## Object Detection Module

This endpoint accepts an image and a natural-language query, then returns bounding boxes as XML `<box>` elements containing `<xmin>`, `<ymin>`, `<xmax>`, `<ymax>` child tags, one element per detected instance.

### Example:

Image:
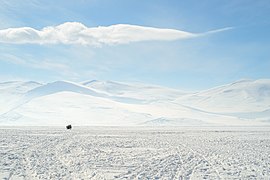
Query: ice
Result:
<box><xmin>0</xmin><ymin>126</ymin><xmax>269</xmax><ymax>179</ymax></box>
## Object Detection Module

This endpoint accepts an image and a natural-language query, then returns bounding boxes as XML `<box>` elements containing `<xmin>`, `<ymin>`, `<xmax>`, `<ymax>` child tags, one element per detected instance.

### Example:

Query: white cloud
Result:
<box><xmin>0</xmin><ymin>22</ymin><xmax>232</xmax><ymax>46</ymax></box>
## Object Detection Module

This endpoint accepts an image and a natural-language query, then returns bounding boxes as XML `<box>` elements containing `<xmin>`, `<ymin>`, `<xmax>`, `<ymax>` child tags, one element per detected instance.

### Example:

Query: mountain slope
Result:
<box><xmin>177</xmin><ymin>79</ymin><xmax>270</xmax><ymax>113</ymax></box>
<box><xmin>0</xmin><ymin>81</ymin><xmax>42</xmax><ymax>114</ymax></box>
<box><xmin>0</xmin><ymin>79</ymin><xmax>269</xmax><ymax>126</ymax></box>
<box><xmin>0</xmin><ymin>91</ymin><xmax>251</xmax><ymax>126</ymax></box>
<box><xmin>82</xmin><ymin>80</ymin><xmax>187</xmax><ymax>102</ymax></box>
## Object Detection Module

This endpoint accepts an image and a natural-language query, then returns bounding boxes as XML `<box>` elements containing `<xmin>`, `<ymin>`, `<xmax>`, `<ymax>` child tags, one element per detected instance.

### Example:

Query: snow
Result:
<box><xmin>177</xmin><ymin>79</ymin><xmax>270</xmax><ymax>113</ymax></box>
<box><xmin>0</xmin><ymin>126</ymin><xmax>269</xmax><ymax>179</ymax></box>
<box><xmin>0</xmin><ymin>79</ymin><xmax>270</xmax><ymax>126</ymax></box>
<box><xmin>0</xmin><ymin>81</ymin><xmax>42</xmax><ymax>115</ymax></box>
<box><xmin>82</xmin><ymin>80</ymin><xmax>187</xmax><ymax>102</ymax></box>
<box><xmin>1</xmin><ymin>80</ymin><xmax>269</xmax><ymax>178</ymax></box>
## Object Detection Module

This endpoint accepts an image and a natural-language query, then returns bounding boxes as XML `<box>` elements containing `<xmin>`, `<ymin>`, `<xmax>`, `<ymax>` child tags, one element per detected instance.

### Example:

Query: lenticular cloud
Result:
<box><xmin>0</xmin><ymin>22</ymin><xmax>230</xmax><ymax>46</ymax></box>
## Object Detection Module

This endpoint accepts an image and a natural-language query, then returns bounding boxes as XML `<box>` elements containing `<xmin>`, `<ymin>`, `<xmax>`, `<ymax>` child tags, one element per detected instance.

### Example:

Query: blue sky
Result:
<box><xmin>0</xmin><ymin>0</ymin><xmax>270</xmax><ymax>90</ymax></box>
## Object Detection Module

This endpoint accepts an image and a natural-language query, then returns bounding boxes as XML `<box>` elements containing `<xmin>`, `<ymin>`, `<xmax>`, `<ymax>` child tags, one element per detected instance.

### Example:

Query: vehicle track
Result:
<box><xmin>1</xmin><ymin>127</ymin><xmax>269</xmax><ymax>179</ymax></box>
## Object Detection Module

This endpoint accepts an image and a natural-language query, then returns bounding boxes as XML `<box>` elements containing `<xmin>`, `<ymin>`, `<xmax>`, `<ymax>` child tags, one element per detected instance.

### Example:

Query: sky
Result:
<box><xmin>0</xmin><ymin>0</ymin><xmax>270</xmax><ymax>90</ymax></box>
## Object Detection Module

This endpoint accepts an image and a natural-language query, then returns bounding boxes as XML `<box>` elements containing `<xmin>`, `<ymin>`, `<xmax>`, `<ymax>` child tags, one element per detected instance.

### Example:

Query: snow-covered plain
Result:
<box><xmin>0</xmin><ymin>126</ymin><xmax>269</xmax><ymax>179</ymax></box>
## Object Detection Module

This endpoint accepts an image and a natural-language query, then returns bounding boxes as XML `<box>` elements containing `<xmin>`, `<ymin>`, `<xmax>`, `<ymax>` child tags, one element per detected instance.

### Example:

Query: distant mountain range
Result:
<box><xmin>0</xmin><ymin>79</ymin><xmax>269</xmax><ymax>126</ymax></box>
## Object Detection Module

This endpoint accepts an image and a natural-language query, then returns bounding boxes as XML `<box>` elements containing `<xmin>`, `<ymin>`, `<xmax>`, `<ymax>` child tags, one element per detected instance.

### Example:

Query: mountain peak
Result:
<box><xmin>81</xmin><ymin>80</ymin><xmax>100</xmax><ymax>86</ymax></box>
<box><xmin>230</xmin><ymin>79</ymin><xmax>253</xmax><ymax>85</ymax></box>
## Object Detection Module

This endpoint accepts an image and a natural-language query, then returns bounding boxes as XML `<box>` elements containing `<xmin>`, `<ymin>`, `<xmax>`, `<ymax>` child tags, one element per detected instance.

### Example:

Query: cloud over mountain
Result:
<box><xmin>0</xmin><ymin>22</ymin><xmax>232</xmax><ymax>46</ymax></box>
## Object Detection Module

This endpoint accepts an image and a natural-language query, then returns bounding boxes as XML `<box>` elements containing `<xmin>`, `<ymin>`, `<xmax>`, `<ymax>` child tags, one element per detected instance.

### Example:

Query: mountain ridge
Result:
<box><xmin>0</xmin><ymin>79</ymin><xmax>269</xmax><ymax>126</ymax></box>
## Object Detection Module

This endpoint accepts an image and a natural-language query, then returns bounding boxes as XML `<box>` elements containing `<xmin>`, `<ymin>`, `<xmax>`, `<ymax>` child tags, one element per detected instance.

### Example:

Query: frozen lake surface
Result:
<box><xmin>0</xmin><ymin>126</ymin><xmax>270</xmax><ymax>179</ymax></box>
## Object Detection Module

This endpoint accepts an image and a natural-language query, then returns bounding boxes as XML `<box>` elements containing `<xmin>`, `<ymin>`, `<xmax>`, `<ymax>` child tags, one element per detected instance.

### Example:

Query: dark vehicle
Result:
<box><xmin>66</xmin><ymin>125</ymin><xmax>72</xmax><ymax>130</ymax></box>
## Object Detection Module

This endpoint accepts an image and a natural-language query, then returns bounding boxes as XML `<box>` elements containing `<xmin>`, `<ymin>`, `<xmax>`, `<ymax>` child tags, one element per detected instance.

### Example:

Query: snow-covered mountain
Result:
<box><xmin>0</xmin><ymin>81</ymin><xmax>42</xmax><ymax>114</ymax></box>
<box><xmin>0</xmin><ymin>79</ymin><xmax>269</xmax><ymax>126</ymax></box>
<box><xmin>177</xmin><ymin>79</ymin><xmax>270</xmax><ymax>112</ymax></box>
<box><xmin>82</xmin><ymin>80</ymin><xmax>187</xmax><ymax>102</ymax></box>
